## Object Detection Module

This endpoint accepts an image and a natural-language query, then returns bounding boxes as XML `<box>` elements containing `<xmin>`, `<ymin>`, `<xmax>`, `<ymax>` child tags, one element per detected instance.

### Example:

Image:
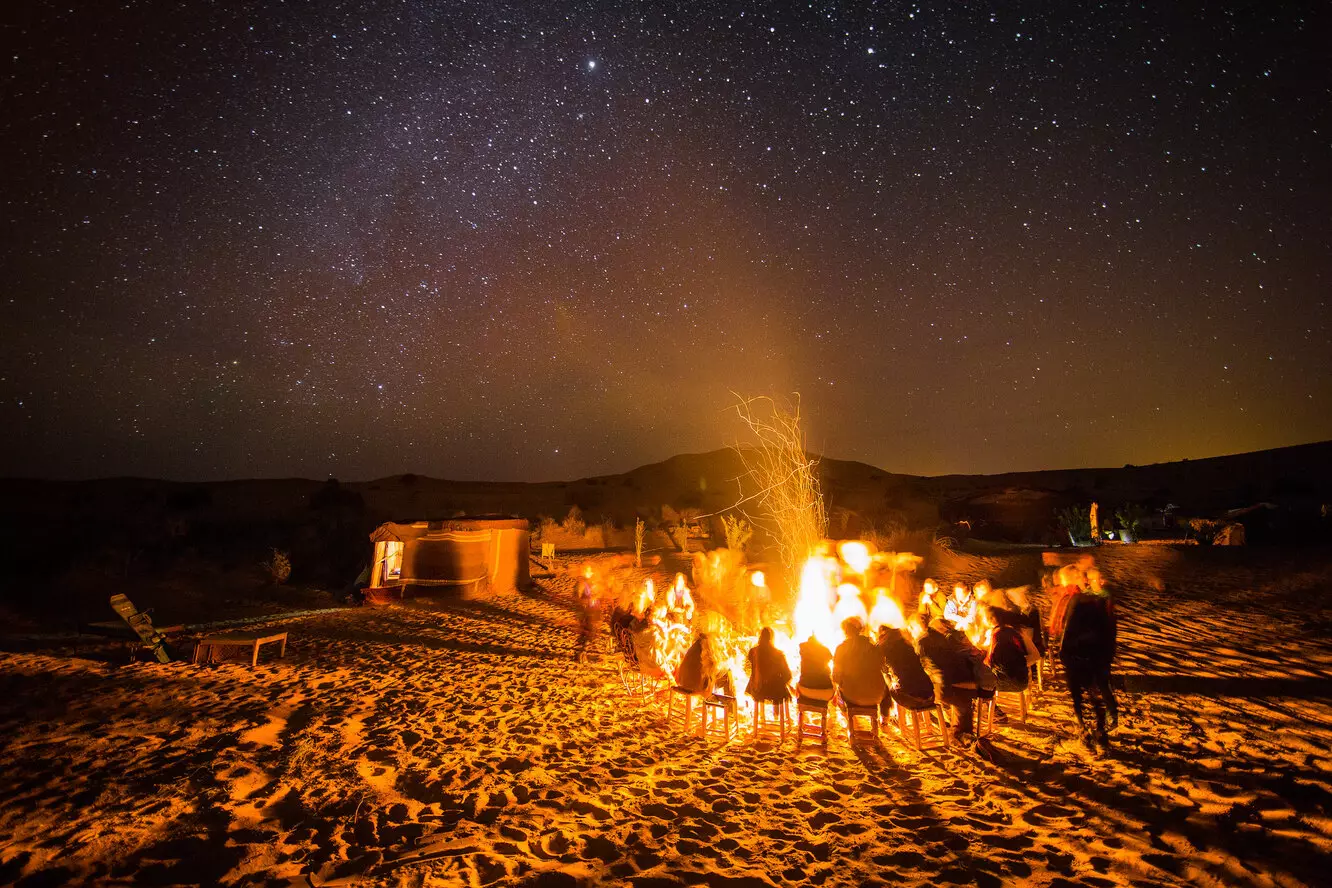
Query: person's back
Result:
<box><xmin>987</xmin><ymin>623</ymin><xmax>1029</xmax><ymax>691</ymax></box>
<box><xmin>916</xmin><ymin>625</ymin><xmax>973</xmax><ymax>689</ymax></box>
<box><xmin>879</xmin><ymin>629</ymin><xmax>934</xmax><ymax>701</ymax></box>
<box><xmin>833</xmin><ymin>632</ymin><xmax>886</xmax><ymax>707</ymax></box>
<box><xmin>1057</xmin><ymin>588</ymin><xmax>1119</xmax><ymax>747</ymax></box>
<box><xmin>675</xmin><ymin>635</ymin><xmax>709</xmax><ymax>693</ymax></box>
<box><xmin>798</xmin><ymin>638</ymin><xmax>833</xmax><ymax>690</ymax></box>
<box><xmin>1060</xmin><ymin>593</ymin><xmax>1116</xmax><ymax>668</ymax></box>
<box><xmin>746</xmin><ymin>630</ymin><xmax>793</xmax><ymax>702</ymax></box>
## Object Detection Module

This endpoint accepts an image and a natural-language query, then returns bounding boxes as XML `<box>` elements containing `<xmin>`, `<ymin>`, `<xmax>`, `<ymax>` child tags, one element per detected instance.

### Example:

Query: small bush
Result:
<box><xmin>721</xmin><ymin>515</ymin><xmax>753</xmax><ymax>553</ymax></box>
<box><xmin>561</xmin><ymin>506</ymin><xmax>586</xmax><ymax>538</ymax></box>
<box><xmin>262</xmin><ymin>548</ymin><xmax>292</xmax><ymax>585</ymax></box>
<box><xmin>1057</xmin><ymin>506</ymin><xmax>1092</xmax><ymax>546</ymax></box>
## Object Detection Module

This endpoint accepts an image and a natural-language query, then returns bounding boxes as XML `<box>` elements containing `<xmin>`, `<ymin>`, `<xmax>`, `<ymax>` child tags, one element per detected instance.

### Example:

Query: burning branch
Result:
<box><xmin>730</xmin><ymin>393</ymin><xmax>827</xmax><ymax>578</ymax></box>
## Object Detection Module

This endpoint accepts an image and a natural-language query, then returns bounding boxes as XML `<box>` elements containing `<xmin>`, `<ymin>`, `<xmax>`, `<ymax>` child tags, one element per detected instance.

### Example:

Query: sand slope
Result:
<box><xmin>2</xmin><ymin>546</ymin><xmax>1331</xmax><ymax>887</ymax></box>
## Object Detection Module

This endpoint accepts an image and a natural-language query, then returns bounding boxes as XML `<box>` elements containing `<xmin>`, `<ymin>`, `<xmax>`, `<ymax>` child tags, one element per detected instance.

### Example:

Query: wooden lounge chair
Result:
<box><xmin>108</xmin><ymin>594</ymin><xmax>174</xmax><ymax>663</ymax></box>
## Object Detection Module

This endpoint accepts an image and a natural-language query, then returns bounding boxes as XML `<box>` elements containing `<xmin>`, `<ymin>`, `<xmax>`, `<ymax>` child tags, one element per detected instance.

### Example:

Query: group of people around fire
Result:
<box><xmin>579</xmin><ymin>548</ymin><xmax>1119</xmax><ymax>752</ymax></box>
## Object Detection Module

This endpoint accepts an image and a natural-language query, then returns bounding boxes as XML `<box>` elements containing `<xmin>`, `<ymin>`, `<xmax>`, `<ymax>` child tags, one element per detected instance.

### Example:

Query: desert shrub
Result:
<box><xmin>1187</xmin><ymin>517</ymin><xmax>1222</xmax><ymax>544</ymax></box>
<box><xmin>670</xmin><ymin>524</ymin><xmax>690</xmax><ymax>552</ymax></box>
<box><xmin>561</xmin><ymin>506</ymin><xmax>586</xmax><ymax>538</ymax></box>
<box><xmin>1115</xmin><ymin>503</ymin><xmax>1148</xmax><ymax>539</ymax></box>
<box><xmin>262</xmin><ymin>548</ymin><xmax>292</xmax><ymax>585</ymax></box>
<box><xmin>1057</xmin><ymin>505</ymin><xmax>1092</xmax><ymax>545</ymax></box>
<box><xmin>860</xmin><ymin>512</ymin><xmax>909</xmax><ymax>551</ymax></box>
<box><xmin>534</xmin><ymin>516</ymin><xmax>559</xmax><ymax>542</ymax></box>
<box><xmin>721</xmin><ymin>514</ymin><xmax>753</xmax><ymax>553</ymax></box>
<box><xmin>634</xmin><ymin>518</ymin><xmax>645</xmax><ymax>567</ymax></box>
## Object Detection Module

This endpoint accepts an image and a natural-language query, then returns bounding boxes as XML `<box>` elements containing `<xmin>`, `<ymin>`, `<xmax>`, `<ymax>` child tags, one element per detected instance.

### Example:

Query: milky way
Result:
<box><xmin>2</xmin><ymin>2</ymin><xmax>1329</xmax><ymax>481</ymax></box>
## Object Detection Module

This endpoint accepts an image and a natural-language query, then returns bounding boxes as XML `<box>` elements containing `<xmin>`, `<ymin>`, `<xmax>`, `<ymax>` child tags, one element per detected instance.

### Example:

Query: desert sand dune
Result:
<box><xmin>2</xmin><ymin>546</ymin><xmax>1331</xmax><ymax>887</ymax></box>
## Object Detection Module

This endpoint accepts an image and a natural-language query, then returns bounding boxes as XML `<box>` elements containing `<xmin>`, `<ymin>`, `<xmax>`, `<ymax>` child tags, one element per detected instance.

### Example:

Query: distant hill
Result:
<box><xmin>3</xmin><ymin>440</ymin><xmax>1330</xmax><ymax>532</ymax></box>
<box><xmin>2</xmin><ymin>440</ymin><xmax>1328</xmax><ymax>622</ymax></box>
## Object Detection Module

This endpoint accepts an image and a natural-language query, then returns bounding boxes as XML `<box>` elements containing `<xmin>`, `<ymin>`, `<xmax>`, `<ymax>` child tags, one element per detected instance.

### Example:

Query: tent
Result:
<box><xmin>365</xmin><ymin>517</ymin><xmax>530</xmax><ymax>601</ymax></box>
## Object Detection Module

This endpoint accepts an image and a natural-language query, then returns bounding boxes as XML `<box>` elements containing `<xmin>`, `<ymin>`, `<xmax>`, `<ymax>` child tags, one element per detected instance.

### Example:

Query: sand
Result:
<box><xmin>2</xmin><ymin>545</ymin><xmax>1331</xmax><ymax>887</ymax></box>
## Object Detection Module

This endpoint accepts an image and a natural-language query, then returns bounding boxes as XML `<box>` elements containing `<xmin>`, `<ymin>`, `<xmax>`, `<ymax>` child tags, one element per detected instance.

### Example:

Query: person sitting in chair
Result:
<box><xmin>832</xmin><ymin>617</ymin><xmax>886</xmax><ymax>711</ymax></box>
<box><xmin>915</xmin><ymin>617</ymin><xmax>994</xmax><ymax>745</ymax></box>
<box><xmin>877</xmin><ymin>622</ymin><xmax>936</xmax><ymax>716</ymax></box>
<box><xmin>796</xmin><ymin>634</ymin><xmax>835</xmax><ymax>702</ymax></box>
<box><xmin>917</xmin><ymin>578</ymin><xmax>946</xmax><ymax>622</ymax></box>
<box><xmin>746</xmin><ymin>627</ymin><xmax>792</xmax><ymax>701</ymax></box>
<box><xmin>676</xmin><ymin>632</ymin><xmax>733</xmax><ymax>697</ymax></box>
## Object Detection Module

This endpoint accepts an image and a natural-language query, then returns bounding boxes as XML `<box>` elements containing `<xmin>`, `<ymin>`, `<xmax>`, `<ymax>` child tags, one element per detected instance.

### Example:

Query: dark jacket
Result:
<box><xmin>917</xmin><ymin>626</ymin><xmax>980</xmax><ymax>689</ymax></box>
<box><xmin>797</xmin><ymin>638</ymin><xmax>834</xmax><ymax>690</ymax></box>
<box><xmin>987</xmin><ymin>624</ymin><xmax>1030</xmax><ymax>690</ymax></box>
<box><xmin>1058</xmin><ymin>593</ymin><xmax>1116</xmax><ymax>669</ymax></box>
<box><xmin>833</xmin><ymin>634</ymin><xmax>886</xmax><ymax>706</ymax></box>
<box><xmin>746</xmin><ymin>643</ymin><xmax>793</xmax><ymax>701</ymax></box>
<box><xmin>879</xmin><ymin>630</ymin><xmax>935</xmax><ymax>701</ymax></box>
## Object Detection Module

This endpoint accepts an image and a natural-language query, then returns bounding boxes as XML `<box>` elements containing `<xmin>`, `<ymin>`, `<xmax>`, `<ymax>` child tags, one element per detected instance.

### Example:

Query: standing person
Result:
<box><xmin>1046</xmin><ymin>564</ymin><xmax>1086</xmax><ymax>649</ymax></box>
<box><xmin>1056</xmin><ymin>570</ymin><xmax>1118</xmax><ymax>749</ymax></box>
<box><xmin>575</xmin><ymin>567</ymin><xmax>602</xmax><ymax>662</ymax></box>
<box><xmin>832</xmin><ymin>617</ymin><xmax>886</xmax><ymax>710</ymax></box>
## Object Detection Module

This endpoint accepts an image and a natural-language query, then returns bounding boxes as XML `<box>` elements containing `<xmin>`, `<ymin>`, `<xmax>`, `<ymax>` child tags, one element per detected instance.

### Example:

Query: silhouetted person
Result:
<box><xmin>746</xmin><ymin>627</ymin><xmax>793</xmax><ymax>703</ymax></box>
<box><xmin>877</xmin><ymin>624</ymin><xmax>935</xmax><ymax>714</ymax></box>
<box><xmin>676</xmin><ymin>632</ymin><xmax>733</xmax><ymax>696</ymax></box>
<box><xmin>575</xmin><ymin>569</ymin><xmax>602</xmax><ymax>663</ymax></box>
<box><xmin>985</xmin><ymin>613</ymin><xmax>1030</xmax><ymax>693</ymax></box>
<box><xmin>833</xmin><ymin>617</ymin><xmax>886</xmax><ymax>709</ymax></box>
<box><xmin>1056</xmin><ymin>574</ymin><xmax>1118</xmax><ymax>749</ymax></box>
<box><xmin>796</xmin><ymin>635</ymin><xmax>835</xmax><ymax>702</ymax></box>
<box><xmin>916</xmin><ymin>618</ymin><xmax>993</xmax><ymax>744</ymax></box>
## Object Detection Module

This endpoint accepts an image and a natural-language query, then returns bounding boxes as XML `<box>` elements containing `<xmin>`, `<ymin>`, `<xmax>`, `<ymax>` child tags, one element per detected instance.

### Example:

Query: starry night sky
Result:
<box><xmin>2</xmin><ymin>2</ymin><xmax>1329</xmax><ymax>482</ymax></box>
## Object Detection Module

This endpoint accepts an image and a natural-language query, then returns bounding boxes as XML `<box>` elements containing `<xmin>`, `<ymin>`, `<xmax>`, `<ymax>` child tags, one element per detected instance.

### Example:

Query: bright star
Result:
<box><xmin>587</xmin><ymin>60</ymin><xmax>596</xmax><ymax>70</ymax></box>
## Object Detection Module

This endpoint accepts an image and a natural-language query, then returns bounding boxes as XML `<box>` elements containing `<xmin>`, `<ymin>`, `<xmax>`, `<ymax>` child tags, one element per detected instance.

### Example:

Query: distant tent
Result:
<box><xmin>365</xmin><ymin>517</ymin><xmax>530</xmax><ymax>601</ymax></box>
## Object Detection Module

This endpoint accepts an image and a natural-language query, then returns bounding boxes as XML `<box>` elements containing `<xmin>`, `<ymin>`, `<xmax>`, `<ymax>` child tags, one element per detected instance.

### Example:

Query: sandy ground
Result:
<box><xmin>2</xmin><ymin>546</ymin><xmax>1331</xmax><ymax>888</ymax></box>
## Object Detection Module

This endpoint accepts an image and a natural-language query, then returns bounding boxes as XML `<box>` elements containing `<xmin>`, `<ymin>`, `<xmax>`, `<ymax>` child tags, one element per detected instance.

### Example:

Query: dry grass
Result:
<box><xmin>730</xmin><ymin>393</ymin><xmax>827</xmax><ymax>581</ymax></box>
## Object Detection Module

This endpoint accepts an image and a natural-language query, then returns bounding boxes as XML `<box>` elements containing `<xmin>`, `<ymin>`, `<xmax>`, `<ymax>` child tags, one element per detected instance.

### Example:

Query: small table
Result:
<box><xmin>193</xmin><ymin>631</ymin><xmax>288</xmax><ymax>667</ymax></box>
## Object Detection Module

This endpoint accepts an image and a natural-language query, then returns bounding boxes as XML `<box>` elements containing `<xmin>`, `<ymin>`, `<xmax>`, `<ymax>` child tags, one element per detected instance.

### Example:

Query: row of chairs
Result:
<box><xmin>609</xmin><ymin>624</ymin><xmax>1035</xmax><ymax>750</ymax></box>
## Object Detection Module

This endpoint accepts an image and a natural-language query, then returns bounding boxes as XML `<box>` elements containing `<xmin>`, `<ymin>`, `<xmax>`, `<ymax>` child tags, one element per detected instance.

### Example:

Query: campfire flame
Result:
<box><xmin>622</xmin><ymin>541</ymin><xmax>921</xmax><ymax>712</ymax></box>
<box><xmin>792</xmin><ymin>544</ymin><xmax>918</xmax><ymax>655</ymax></box>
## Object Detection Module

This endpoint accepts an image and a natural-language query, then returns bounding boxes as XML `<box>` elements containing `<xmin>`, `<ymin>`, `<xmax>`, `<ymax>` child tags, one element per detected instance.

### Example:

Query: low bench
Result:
<box><xmin>193</xmin><ymin>631</ymin><xmax>288</xmax><ymax>667</ymax></box>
